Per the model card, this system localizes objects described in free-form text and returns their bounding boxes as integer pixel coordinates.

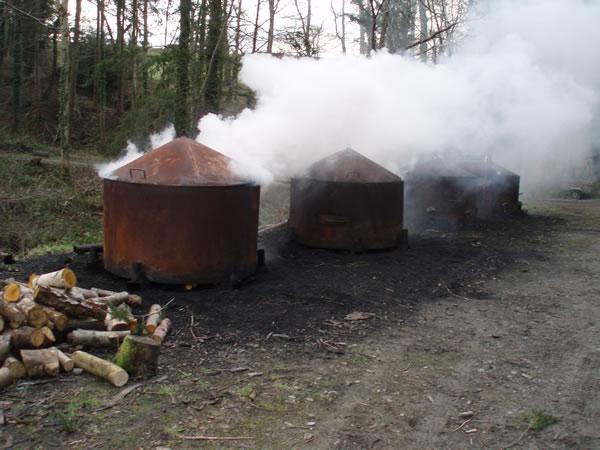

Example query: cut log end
[3,283,21,302]
[145,304,162,334]
[115,335,160,378]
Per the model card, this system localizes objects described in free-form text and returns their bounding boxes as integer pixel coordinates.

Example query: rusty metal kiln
[457,159,521,220]
[289,148,405,250]
[102,137,260,284]
[404,157,478,231]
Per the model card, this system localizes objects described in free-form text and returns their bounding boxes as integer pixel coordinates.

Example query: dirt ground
[1,198,599,449]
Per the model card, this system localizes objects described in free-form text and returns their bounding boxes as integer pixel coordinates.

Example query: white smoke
[97,124,176,178]
[197,0,600,192]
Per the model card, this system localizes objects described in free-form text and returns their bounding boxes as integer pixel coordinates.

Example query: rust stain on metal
[103,138,260,285]
[289,149,405,250]
[111,137,247,186]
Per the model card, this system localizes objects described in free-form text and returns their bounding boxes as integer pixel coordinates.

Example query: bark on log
[20,349,60,377]
[30,268,77,289]
[42,307,68,331]
[91,288,142,306]
[0,334,10,364]
[36,287,106,320]
[70,287,96,299]
[151,318,172,344]
[2,283,21,302]
[3,355,26,379]
[90,292,129,307]
[145,304,162,334]
[16,298,47,328]
[67,287,87,301]
[50,347,74,372]
[10,326,45,350]
[115,335,160,378]
[64,318,106,331]
[0,367,13,390]
[0,315,4,333]
[40,326,56,345]
[104,304,132,331]
[0,299,26,328]
[67,329,130,348]
[72,350,129,387]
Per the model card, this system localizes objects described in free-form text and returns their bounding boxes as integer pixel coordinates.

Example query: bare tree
[331,0,347,54]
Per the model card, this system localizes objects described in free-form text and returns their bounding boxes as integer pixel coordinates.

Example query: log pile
[1,268,172,390]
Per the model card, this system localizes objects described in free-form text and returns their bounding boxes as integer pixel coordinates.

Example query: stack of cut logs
[1,268,172,390]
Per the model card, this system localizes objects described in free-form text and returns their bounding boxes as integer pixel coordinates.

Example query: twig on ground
[95,383,142,412]
[452,418,472,432]
[177,435,253,441]
[502,425,531,449]
[440,279,474,302]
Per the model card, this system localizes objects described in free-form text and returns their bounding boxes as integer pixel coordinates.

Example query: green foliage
[237,384,254,398]
[57,392,101,433]
[528,410,557,431]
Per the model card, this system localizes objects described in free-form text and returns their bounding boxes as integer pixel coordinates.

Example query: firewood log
[49,347,74,372]
[3,355,26,379]
[0,367,13,390]
[104,304,132,331]
[145,304,162,334]
[70,287,96,299]
[0,334,10,364]
[151,318,172,344]
[36,287,106,320]
[67,287,87,301]
[67,329,130,348]
[0,299,26,328]
[115,335,160,378]
[64,318,106,331]
[20,349,60,377]
[91,288,142,306]
[2,283,21,302]
[72,350,129,387]
[90,292,129,307]
[0,315,4,333]
[29,268,77,289]
[41,307,68,331]
[16,298,47,328]
[10,326,45,350]
[40,326,56,345]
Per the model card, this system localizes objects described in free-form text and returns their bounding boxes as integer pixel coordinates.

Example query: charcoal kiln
[102,137,260,284]
[289,148,405,250]
[457,159,521,219]
[404,157,478,230]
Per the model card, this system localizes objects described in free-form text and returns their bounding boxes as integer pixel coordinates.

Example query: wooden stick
[72,350,129,387]
[90,292,129,307]
[91,288,142,307]
[20,349,60,377]
[29,268,77,289]
[145,304,162,334]
[67,329,130,348]
[151,318,172,344]
[64,318,106,331]
[177,435,253,441]
[50,347,74,372]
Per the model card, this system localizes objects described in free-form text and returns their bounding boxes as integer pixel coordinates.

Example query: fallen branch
[177,435,253,441]
[95,383,142,412]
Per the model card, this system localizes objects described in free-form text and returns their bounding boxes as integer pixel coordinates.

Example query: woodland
[0,0,470,160]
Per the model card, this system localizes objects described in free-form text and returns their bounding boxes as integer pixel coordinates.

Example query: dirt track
[1,199,599,449]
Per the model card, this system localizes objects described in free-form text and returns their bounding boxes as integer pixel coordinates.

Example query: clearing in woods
[1,198,599,449]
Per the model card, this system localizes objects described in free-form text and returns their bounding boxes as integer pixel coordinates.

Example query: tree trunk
[115,334,160,377]
[175,0,192,136]
[419,0,428,60]
[252,0,260,53]
[267,0,275,53]
[72,350,129,386]
[68,0,82,143]
[57,0,71,169]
